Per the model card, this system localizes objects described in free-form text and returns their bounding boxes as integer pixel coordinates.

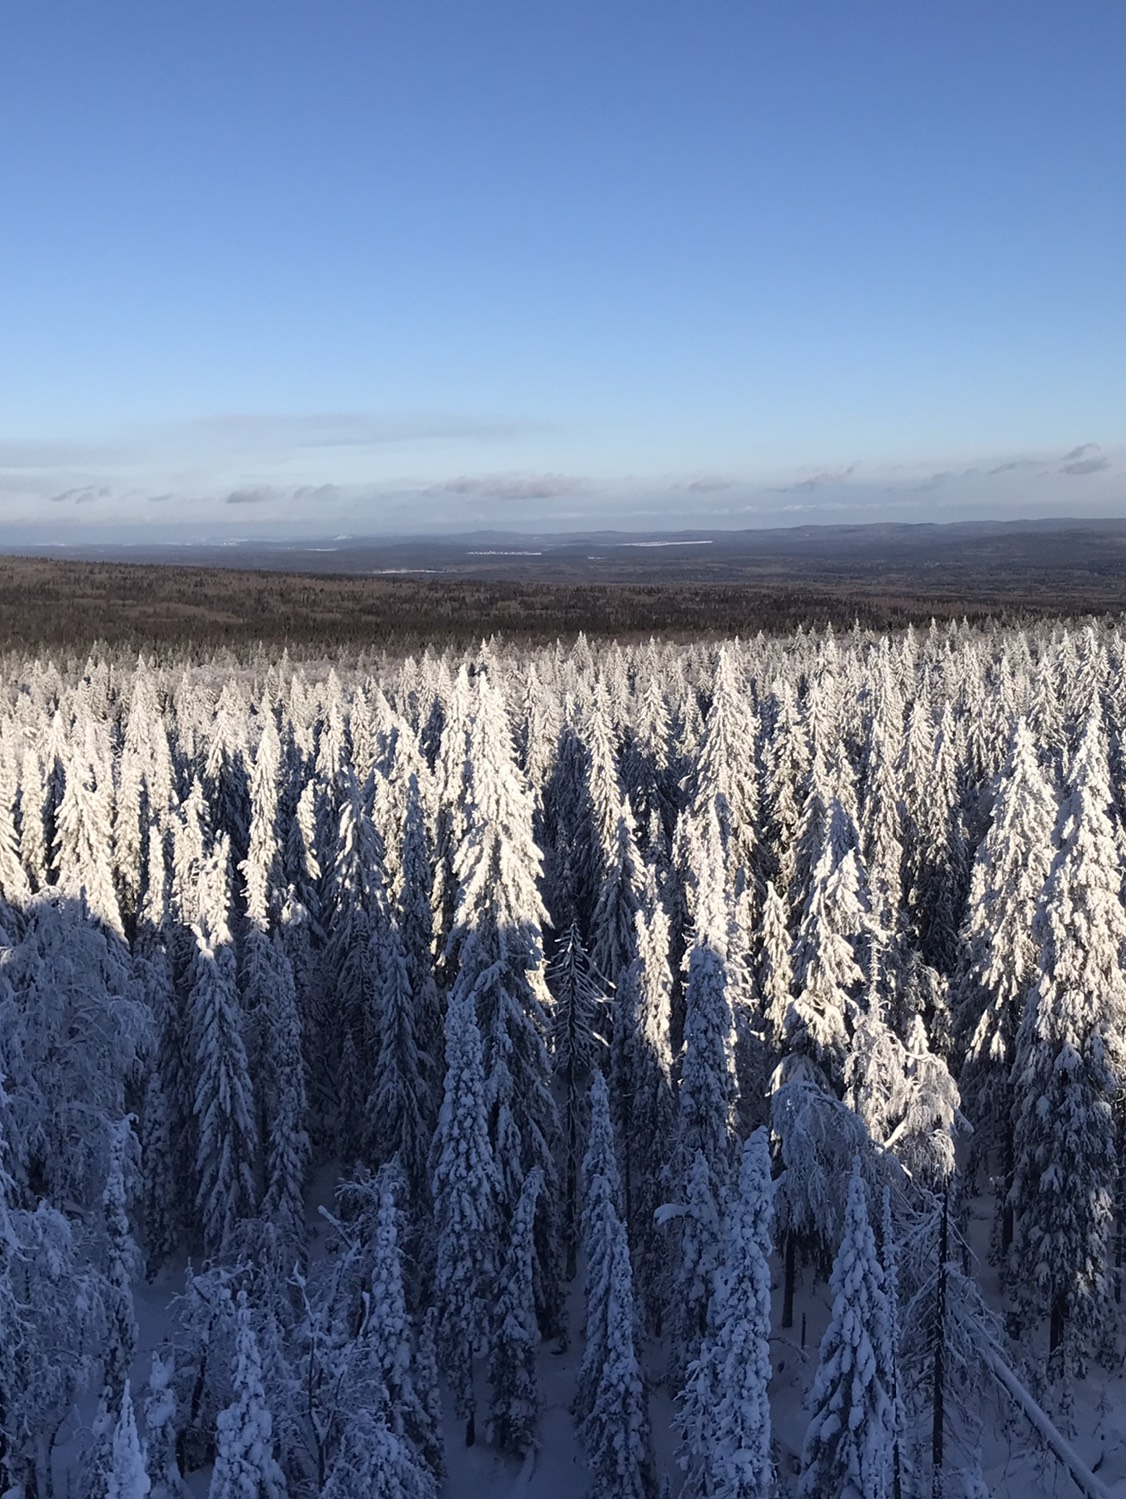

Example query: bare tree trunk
[782,1232,796,1329]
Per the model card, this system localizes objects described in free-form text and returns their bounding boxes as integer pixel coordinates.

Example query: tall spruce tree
[445,673,563,1336]
[487,1166,544,1457]
[189,840,256,1260]
[1011,709,1125,1374]
[677,1129,774,1499]
[209,1291,287,1499]
[799,1160,896,1499]
[429,980,499,1445]
[958,718,1057,1253]
[576,1077,654,1499]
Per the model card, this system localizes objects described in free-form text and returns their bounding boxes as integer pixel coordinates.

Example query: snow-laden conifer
[959,717,1057,1249]
[575,1072,625,1424]
[799,1160,895,1499]
[785,796,869,1092]
[487,1166,544,1456]
[445,672,563,1335]
[1011,708,1125,1371]
[548,921,605,1278]
[686,644,759,887]
[429,978,499,1445]
[189,839,256,1259]
[256,930,309,1249]
[208,1290,287,1499]
[590,806,641,999]
[576,1076,654,1499]
[366,916,432,1207]
[143,1352,185,1499]
[102,1118,140,1411]
[677,1128,774,1499]
[105,1384,150,1499]
[54,718,123,937]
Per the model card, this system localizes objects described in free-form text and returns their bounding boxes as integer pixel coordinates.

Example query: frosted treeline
[0,618,1122,1498]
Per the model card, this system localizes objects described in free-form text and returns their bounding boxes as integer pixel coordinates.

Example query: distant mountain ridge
[6,513,1126,577]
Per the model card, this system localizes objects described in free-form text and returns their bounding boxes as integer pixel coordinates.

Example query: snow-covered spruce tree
[318,764,391,1153]
[576,677,628,940]
[671,815,735,1369]
[799,1160,896,1499]
[19,742,50,894]
[106,1383,151,1499]
[429,977,499,1446]
[620,659,677,849]
[431,662,475,960]
[625,874,677,1336]
[102,1118,141,1412]
[576,1077,654,1499]
[255,930,309,1251]
[209,1290,287,1499]
[203,680,252,874]
[144,1352,186,1499]
[395,771,443,1098]
[756,876,794,1051]
[445,672,563,1337]
[139,832,188,1275]
[908,702,969,976]
[487,1165,544,1457]
[685,643,759,890]
[369,1168,444,1479]
[327,1167,444,1483]
[859,690,906,936]
[0,740,31,913]
[241,702,285,930]
[0,892,148,1215]
[760,676,809,914]
[53,717,124,938]
[590,805,641,1004]
[677,1128,774,1499]
[1011,708,1126,1374]
[189,838,257,1260]
[879,1187,905,1499]
[320,1408,435,1499]
[365,914,433,1210]
[0,1099,105,1498]
[548,921,606,1279]
[575,1072,625,1425]
[277,776,322,1043]
[784,795,870,1094]
[958,717,1057,1253]
[677,812,734,1181]
[113,661,171,934]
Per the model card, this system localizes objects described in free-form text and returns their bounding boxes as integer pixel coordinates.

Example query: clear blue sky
[1,0,1123,537]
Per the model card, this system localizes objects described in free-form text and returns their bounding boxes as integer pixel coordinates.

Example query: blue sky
[1,0,1123,537]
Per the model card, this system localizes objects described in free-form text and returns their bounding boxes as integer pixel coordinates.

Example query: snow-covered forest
[3,618,1126,1498]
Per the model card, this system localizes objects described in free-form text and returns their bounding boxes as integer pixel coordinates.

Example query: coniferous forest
[3,619,1126,1498]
